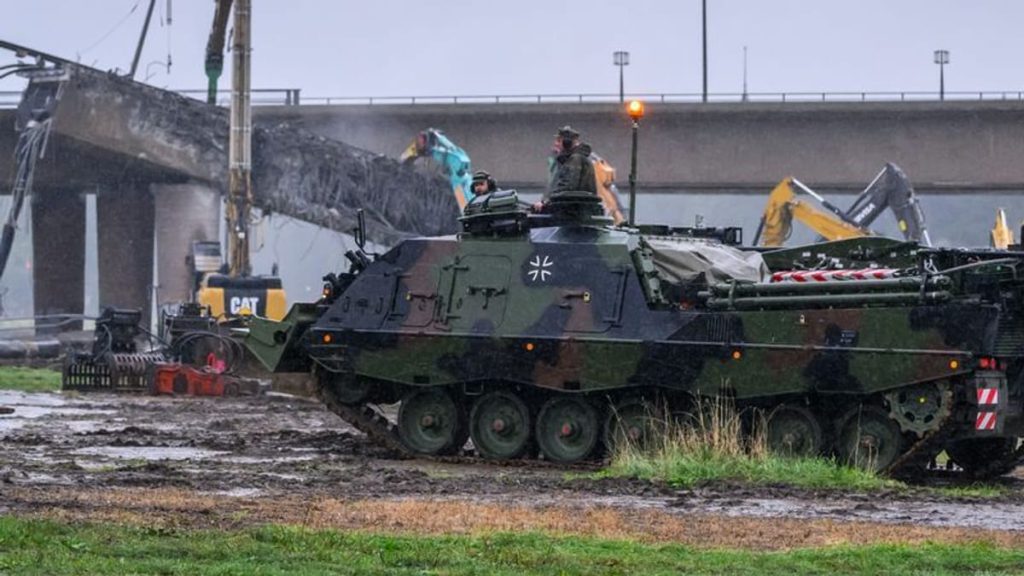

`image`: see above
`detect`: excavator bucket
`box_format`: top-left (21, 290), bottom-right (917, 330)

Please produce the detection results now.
top-left (992, 208), bottom-right (1014, 250)
top-left (846, 163), bottom-right (931, 246)
top-left (591, 153), bottom-right (626, 225)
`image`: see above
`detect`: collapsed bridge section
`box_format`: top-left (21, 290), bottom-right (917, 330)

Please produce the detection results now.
top-left (0, 50), bottom-right (457, 327)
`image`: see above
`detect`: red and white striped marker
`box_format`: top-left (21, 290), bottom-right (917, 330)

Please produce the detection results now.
top-left (770, 269), bottom-right (900, 283)
top-left (976, 411), bottom-right (998, 430)
top-left (977, 388), bottom-right (1000, 405)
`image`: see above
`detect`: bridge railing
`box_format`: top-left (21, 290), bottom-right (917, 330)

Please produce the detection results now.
top-left (0, 88), bottom-right (304, 109)
top-left (172, 88), bottom-right (304, 106)
top-left (2, 89), bottom-right (1024, 109)
top-left (298, 91), bottom-right (1024, 106)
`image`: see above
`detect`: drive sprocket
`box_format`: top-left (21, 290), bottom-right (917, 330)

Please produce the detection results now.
top-left (884, 381), bottom-right (951, 437)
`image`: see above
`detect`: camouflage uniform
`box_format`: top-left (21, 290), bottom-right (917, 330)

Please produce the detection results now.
top-left (552, 142), bottom-right (597, 195)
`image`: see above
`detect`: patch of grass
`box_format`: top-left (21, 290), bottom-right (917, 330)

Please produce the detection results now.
top-left (608, 440), bottom-right (894, 491)
top-left (601, 398), bottom-right (1018, 497)
top-left (0, 516), bottom-right (1023, 575)
top-left (605, 396), bottom-right (897, 491)
top-left (0, 366), bottom-right (61, 392)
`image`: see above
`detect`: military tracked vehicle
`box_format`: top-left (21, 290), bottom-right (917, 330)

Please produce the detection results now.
top-left (247, 191), bottom-right (1024, 477)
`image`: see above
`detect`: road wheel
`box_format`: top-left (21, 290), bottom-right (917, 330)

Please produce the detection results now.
top-left (536, 396), bottom-right (600, 463)
top-left (604, 398), bottom-right (663, 454)
top-left (469, 390), bottom-right (532, 460)
top-left (837, 405), bottom-right (905, 472)
top-left (766, 404), bottom-right (824, 457)
top-left (397, 388), bottom-right (466, 455)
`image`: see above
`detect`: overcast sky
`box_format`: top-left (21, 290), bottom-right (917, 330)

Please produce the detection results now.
top-left (1, 0), bottom-right (1022, 98)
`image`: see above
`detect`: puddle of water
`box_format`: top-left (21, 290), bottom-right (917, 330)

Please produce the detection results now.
top-left (261, 472), bottom-right (305, 481)
top-left (212, 487), bottom-right (264, 498)
top-left (0, 420), bottom-right (21, 433)
top-left (65, 421), bottom-right (105, 433)
top-left (73, 446), bottom-right (228, 461)
top-left (3, 406), bottom-right (109, 419)
top-left (22, 472), bottom-right (77, 485)
top-left (0, 390), bottom-right (67, 407)
top-left (0, 405), bottom-right (119, 433)
top-left (220, 454), bottom-right (317, 465)
top-left (678, 495), bottom-right (1024, 532)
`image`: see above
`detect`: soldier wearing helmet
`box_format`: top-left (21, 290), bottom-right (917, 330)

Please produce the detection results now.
top-left (470, 170), bottom-right (498, 199)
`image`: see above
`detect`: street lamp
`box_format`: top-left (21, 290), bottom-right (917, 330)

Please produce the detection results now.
top-left (742, 46), bottom-right (748, 102)
top-left (613, 51), bottom-right (630, 103)
top-left (626, 99), bottom-right (645, 226)
top-left (934, 49), bottom-right (949, 101)
top-left (701, 0), bottom-right (708, 102)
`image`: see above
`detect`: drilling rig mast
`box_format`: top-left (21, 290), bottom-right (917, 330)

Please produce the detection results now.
top-left (226, 0), bottom-right (252, 277)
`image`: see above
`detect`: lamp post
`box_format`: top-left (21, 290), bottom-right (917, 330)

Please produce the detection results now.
top-left (613, 51), bottom-right (630, 103)
top-left (742, 45), bottom-right (748, 102)
top-left (627, 100), bottom-right (645, 226)
top-left (701, 0), bottom-right (708, 102)
top-left (934, 49), bottom-right (949, 101)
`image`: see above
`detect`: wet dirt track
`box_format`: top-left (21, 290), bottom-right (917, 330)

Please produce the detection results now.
top-left (2, 389), bottom-right (1024, 549)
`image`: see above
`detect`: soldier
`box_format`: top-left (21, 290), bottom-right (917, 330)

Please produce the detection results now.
top-left (550, 125), bottom-right (597, 195)
top-left (533, 126), bottom-right (598, 212)
top-left (471, 170), bottom-right (498, 198)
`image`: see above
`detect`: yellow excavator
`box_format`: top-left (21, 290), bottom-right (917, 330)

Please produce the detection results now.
top-left (991, 209), bottom-right (1015, 249)
top-left (589, 152), bottom-right (626, 225)
top-left (193, 0), bottom-right (285, 321)
top-left (753, 163), bottom-right (932, 248)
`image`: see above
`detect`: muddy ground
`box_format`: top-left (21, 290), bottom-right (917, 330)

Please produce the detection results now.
top-left (2, 389), bottom-right (1024, 549)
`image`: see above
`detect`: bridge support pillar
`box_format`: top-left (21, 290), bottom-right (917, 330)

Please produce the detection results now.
top-left (152, 184), bottom-right (221, 309)
top-left (31, 188), bottom-right (86, 334)
top-left (97, 185), bottom-right (155, 322)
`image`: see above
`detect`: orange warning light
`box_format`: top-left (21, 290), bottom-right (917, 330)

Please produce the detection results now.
top-left (731, 350), bottom-right (743, 361)
top-left (627, 99), bottom-right (645, 120)
top-left (524, 342), bottom-right (535, 351)
top-left (949, 359), bottom-right (959, 370)
top-left (323, 333), bottom-right (333, 344)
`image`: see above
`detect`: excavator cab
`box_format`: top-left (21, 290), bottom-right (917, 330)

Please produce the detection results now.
top-left (401, 128), bottom-right (473, 209)
top-left (189, 241), bottom-right (287, 321)
top-left (198, 274), bottom-right (286, 320)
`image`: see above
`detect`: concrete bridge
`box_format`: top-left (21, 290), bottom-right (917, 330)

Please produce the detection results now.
top-left (258, 99), bottom-right (1024, 193)
top-left (0, 60), bottom-right (455, 330)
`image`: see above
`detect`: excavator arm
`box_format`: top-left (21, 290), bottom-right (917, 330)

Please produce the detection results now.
top-left (590, 152), bottom-right (626, 225)
top-left (992, 208), bottom-right (1014, 250)
top-left (401, 128), bottom-right (473, 209)
top-left (844, 162), bottom-right (932, 246)
top-left (753, 178), bottom-right (867, 247)
top-left (205, 0), bottom-right (234, 105)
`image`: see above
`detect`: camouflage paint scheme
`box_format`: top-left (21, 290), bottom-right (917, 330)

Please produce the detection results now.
top-left (248, 192), bottom-right (1024, 468)
top-left (307, 228), bottom-right (984, 397)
